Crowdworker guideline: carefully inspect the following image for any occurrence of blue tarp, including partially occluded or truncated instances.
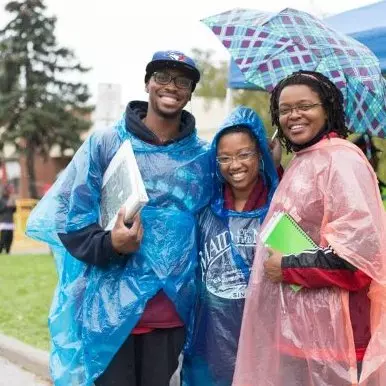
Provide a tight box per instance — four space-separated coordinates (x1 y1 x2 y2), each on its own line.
228 1 386 89
325 0 386 73
228 60 262 90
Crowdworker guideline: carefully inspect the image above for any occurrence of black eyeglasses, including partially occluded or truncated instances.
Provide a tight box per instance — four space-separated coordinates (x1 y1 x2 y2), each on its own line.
278 103 323 116
152 71 193 90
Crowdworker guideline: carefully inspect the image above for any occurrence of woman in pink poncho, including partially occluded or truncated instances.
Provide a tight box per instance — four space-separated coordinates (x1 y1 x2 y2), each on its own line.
233 71 386 386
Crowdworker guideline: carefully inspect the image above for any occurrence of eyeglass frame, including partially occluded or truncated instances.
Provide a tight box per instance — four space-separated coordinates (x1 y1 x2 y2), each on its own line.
278 102 323 117
216 150 259 165
152 71 193 90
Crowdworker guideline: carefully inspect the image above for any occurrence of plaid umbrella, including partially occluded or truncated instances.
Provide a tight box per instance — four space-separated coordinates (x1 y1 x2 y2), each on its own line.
202 8 386 137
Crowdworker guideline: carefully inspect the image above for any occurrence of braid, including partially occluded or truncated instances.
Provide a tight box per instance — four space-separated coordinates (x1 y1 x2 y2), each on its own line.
270 71 348 152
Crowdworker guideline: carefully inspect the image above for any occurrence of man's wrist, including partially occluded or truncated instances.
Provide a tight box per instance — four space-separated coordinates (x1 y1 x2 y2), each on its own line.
105 232 125 259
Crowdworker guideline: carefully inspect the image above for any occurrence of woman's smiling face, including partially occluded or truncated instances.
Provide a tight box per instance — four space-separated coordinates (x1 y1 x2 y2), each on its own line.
217 132 260 196
278 84 327 145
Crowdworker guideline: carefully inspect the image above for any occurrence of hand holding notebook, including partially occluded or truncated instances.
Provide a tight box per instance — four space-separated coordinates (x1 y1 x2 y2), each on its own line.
263 247 285 283
260 211 318 291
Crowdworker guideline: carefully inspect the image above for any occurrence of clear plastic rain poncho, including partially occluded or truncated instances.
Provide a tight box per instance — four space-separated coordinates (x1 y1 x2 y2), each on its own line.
26 116 212 385
183 106 279 385
233 138 386 386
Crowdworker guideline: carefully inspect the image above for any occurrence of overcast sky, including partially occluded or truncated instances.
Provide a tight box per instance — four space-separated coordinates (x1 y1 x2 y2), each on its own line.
0 0 380 104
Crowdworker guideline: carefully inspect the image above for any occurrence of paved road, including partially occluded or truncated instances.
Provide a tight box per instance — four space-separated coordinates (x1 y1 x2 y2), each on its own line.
0 356 51 386
0 355 180 386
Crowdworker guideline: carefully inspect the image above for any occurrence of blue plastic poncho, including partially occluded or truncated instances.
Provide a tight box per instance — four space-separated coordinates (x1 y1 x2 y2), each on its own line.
26 115 212 385
183 106 279 385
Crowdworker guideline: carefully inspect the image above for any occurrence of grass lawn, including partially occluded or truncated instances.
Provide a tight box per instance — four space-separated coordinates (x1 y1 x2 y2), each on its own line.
0 253 57 351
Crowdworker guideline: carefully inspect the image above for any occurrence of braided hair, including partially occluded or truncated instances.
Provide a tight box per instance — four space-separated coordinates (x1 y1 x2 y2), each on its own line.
270 71 348 152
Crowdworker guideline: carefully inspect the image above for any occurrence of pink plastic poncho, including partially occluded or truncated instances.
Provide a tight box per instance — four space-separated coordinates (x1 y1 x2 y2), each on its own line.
233 138 386 386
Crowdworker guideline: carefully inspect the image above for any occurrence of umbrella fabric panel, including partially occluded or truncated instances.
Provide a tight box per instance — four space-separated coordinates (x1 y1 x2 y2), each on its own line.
202 7 386 137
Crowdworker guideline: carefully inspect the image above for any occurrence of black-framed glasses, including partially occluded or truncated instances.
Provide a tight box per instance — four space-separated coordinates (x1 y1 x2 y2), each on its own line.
278 102 323 116
152 71 193 90
216 150 258 165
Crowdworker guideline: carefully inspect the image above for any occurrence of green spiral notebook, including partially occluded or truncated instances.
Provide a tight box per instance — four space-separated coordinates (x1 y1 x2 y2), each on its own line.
260 211 318 292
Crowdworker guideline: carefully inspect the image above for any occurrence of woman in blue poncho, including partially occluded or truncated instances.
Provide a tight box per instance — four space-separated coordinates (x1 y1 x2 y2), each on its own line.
182 106 281 386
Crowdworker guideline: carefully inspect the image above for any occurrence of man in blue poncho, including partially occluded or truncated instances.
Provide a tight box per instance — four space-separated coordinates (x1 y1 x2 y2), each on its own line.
26 50 212 386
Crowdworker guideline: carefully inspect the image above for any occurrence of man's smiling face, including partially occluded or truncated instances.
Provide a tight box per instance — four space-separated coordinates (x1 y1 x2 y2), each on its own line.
146 68 192 119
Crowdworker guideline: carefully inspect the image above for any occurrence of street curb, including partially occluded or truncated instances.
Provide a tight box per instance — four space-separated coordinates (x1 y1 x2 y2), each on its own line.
0 332 51 382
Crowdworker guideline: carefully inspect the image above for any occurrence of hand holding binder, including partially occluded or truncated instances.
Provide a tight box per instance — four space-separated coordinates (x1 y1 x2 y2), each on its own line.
111 208 144 255
263 247 284 283
261 211 318 292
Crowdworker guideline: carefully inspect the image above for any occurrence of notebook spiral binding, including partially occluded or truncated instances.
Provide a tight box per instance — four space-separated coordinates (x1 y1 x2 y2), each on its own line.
285 213 317 248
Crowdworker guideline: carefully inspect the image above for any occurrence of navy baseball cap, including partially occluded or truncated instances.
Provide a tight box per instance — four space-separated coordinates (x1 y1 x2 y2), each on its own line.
145 50 201 86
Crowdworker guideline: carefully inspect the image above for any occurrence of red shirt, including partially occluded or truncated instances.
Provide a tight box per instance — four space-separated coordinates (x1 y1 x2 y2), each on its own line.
133 166 284 335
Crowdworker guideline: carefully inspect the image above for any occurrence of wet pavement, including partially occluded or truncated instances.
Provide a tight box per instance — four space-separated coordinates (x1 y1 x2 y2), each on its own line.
0 356 51 386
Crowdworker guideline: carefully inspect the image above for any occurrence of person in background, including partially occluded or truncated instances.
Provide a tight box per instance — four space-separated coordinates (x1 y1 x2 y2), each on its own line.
352 134 386 209
26 50 212 386
233 71 386 386
0 184 16 254
183 106 281 385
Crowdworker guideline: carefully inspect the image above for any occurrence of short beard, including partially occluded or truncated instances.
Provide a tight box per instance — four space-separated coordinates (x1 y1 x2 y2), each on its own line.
152 102 185 120
157 109 182 120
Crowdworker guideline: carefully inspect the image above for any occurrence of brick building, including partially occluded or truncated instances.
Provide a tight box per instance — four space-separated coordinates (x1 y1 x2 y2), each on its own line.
19 152 72 198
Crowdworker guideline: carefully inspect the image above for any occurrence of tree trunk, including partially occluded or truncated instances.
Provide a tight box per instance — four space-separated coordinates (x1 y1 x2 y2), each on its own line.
25 146 38 198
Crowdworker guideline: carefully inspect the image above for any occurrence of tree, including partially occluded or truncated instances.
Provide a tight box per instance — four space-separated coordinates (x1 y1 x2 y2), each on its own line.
0 0 92 198
232 90 273 135
192 48 227 100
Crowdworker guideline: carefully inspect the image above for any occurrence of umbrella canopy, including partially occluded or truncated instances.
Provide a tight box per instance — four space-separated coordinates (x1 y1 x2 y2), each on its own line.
202 7 386 137
229 60 261 90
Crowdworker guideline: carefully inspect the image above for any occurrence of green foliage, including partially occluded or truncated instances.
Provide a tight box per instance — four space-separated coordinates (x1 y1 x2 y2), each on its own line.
374 138 386 183
232 89 273 135
191 48 228 99
0 253 56 350
0 0 93 197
